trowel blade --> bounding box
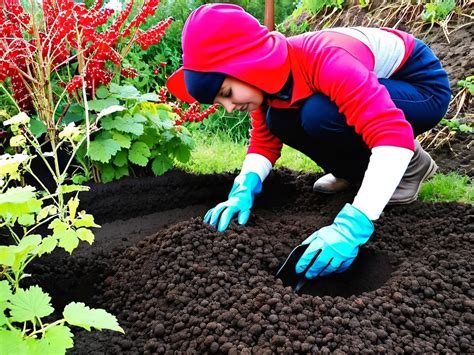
[275,244,310,292]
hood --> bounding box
[166,3,290,103]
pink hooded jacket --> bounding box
[167,4,416,165]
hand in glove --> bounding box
[295,203,374,278]
[204,172,262,232]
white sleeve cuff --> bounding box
[352,145,414,221]
[239,153,273,182]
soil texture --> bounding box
[30,170,473,354]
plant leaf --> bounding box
[63,302,124,333]
[9,285,54,322]
[37,324,74,353]
[110,83,140,99]
[38,236,58,256]
[57,229,79,254]
[67,196,80,220]
[89,138,121,163]
[76,228,94,245]
[138,93,159,102]
[59,184,90,194]
[0,281,12,302]
[0,329,27,353]
[29,118,48,138]
[113,150,128,167]
[101,164,115,183]
[73,212,100,228]
[173,144,191,163]
[114,165,129,180]
[18,213,35,226]
[95,86,109,99]
[87,98,120,112]
[128,141,151,167]
[112,132,132,149]
[0,246,15,267]
[101,115,144,135]
[0,301,9,326]
[151,155,173,176]
[97,105,126,120]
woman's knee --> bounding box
[300,94,346,139]
[265,107,299,137]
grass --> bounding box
[175,131,322,174]
[178,132,473,204]
[419,172,473,203]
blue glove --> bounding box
[203,172,262,232]
[295,203,374,278]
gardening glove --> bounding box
[295,203,374,278]
[204,172,262,232]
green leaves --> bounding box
[63,302,124,333]
[422,0,456,23]
[89,137,122,163]
[0,283,121,354]
[34,325,74,354]
[0,186,42,225]
[128,141,151,166]
[9,286,54,323]
[86,90,195,182]
[47,213,99,254]
[101,114,145,135]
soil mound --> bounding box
[30,170,473,353]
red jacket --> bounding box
[248,28,416,164]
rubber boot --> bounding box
[388,140,438,205]
[313,173,351,194]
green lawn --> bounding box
[176,132,322,174]
[177,132,473,204]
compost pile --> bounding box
[82,192,472,354]
[28,169,471,354]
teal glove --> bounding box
[204,172,262,232]
[295,203,374,278]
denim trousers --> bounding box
[265,39,451,181]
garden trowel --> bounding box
[275,244,312,293]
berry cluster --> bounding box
[0,0,172,107]
[157,88,218,126]
[135,17,173,50]
[121,67,138,78]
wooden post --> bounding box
[264,0,275,31]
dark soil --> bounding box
[30,169,473,354]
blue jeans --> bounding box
[266,39,451,181]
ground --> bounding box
[31,166,472,353]
[29,3,473,354]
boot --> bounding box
[388,140,438,205]
[313,173,351,194]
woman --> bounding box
[166,4,451,278]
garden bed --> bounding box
[30,168,472,353]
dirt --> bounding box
[29,169,473,354]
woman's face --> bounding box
[213,76,264,113]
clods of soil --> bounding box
[31,170,473,354]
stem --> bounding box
[0,83,21,113]
[55,101,70,127]
[25,214,57,237]
[23,134,57,187]
[24,165,57,203]
[82,80,91,151]
[6,225,21,244]
[4,272,16,286]
[28,319,66,338]
[60,134,89,180]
